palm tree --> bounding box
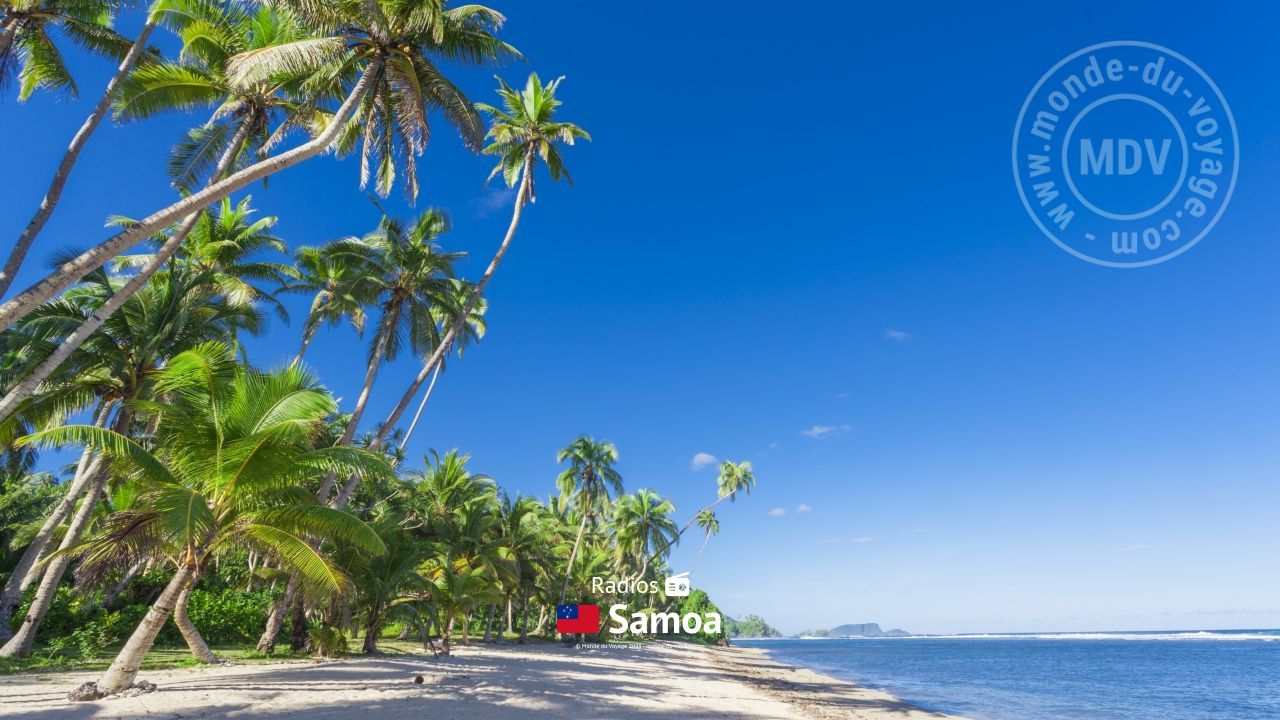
[0,265,265,656]
[112,196,295,317]
[555,436,621,604]
[322,210,464,508]
[689,510,719,577]
[0,1,318,423]
[25,343,389,697]
[283,242,382,366]
[346,517,431,654]
[611,489,678,580]
[0,0,132,99]
[399,278,486,451]
[0,0,515,355]
[365,73,589,454]
[643,461,755,573]
[1,0,156,296]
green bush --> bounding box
[16,583,272,650]
[182,589,273,644]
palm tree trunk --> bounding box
[0,17,24,68]
[483,602,496,642]
[325,303,400,508]
[518,592,529,643]
[0,114,256,424]
[289,594,309,652]
[291,322,319,368]
[367,147,536,452]
[255,575,298,653]
[533,605,547,635]
[0,18,159,297]
[173,583,219,664]
[559,511,590,605]
[103,559,146,608]
[92,563,197,696]
[362,610,380,654]
[641,495,732,580]
[0,58,383,331]
[442,615,454,655]
[397,363,440,452]
[0,402,111,641]
[505,594,513,635]
[0,456,114,657]
[690,529,712,577]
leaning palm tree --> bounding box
[688,510,719,576]
[1,0,154,296]
[322,210,464,508]
[364,72,589,454]
[0,266,265,655]
[643,460,756,573]
[22,343,390,698]
[0,1,321,423]
[112,195,295,317]
[555,435,621,604]
[283,241,383,366]
[0,0,516,377]
[399,278,486,451]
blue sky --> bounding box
[3,1,1278,635]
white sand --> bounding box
[1,642,965,719]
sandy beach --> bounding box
[1,642,964,720]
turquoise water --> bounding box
[738,631,1280,720]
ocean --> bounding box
[737,630,1280,720]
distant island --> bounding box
[797,623,911,638]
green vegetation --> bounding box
[726,614,783,639]
[0,0,761,699]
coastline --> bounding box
[710,644,966,719]
[0,642,965,719]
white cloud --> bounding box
[801,424,852,439]
[796,504,812,513]
[883,328,911,342]
[768,507,787,518]
[472,187,516,218]
[851,537,874,544]
[690,452,718,471]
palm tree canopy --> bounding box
[2,0,135,100]
[1,259,265,430]
[556,435,622,515]
[477,72,591,202]
[19,343,391,594]
[359,208,464,363]
[612,489,678,568]
[226,0,521,199]
[695,509,719,535]
[111,195,294,317]
[113,0,319,191]
[716,460,755,502]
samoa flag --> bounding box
[556,604,600,633]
